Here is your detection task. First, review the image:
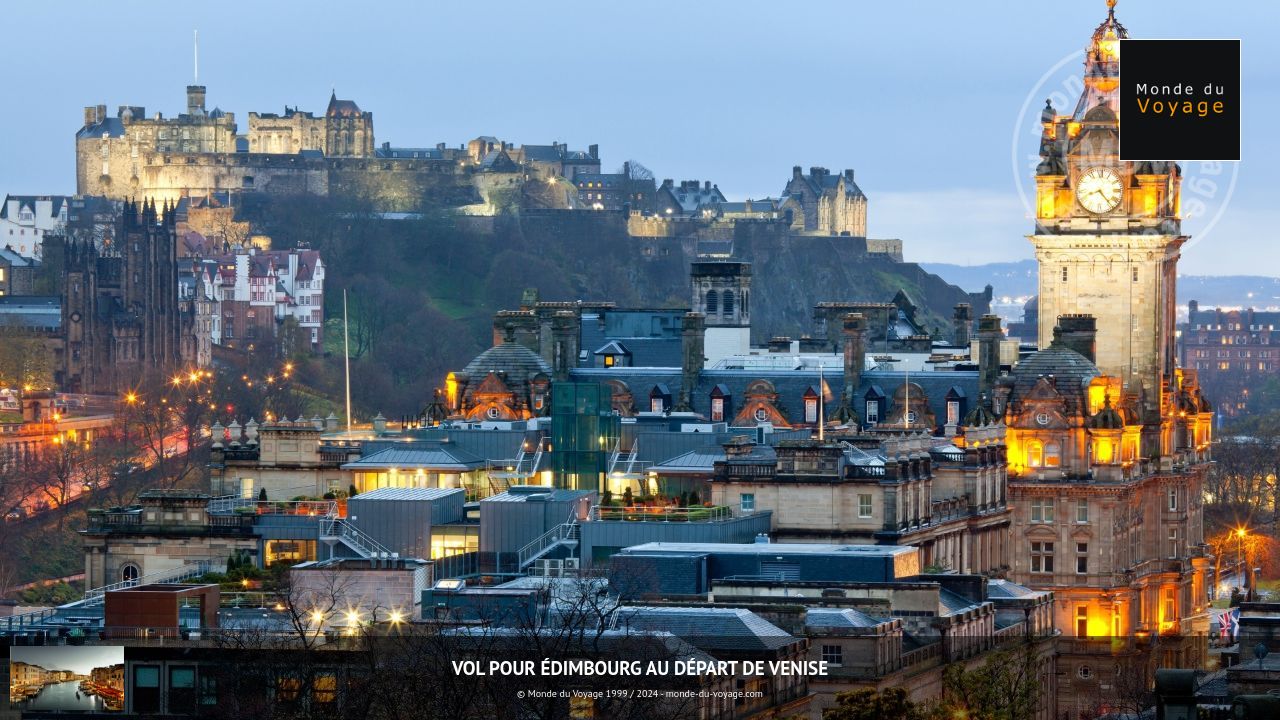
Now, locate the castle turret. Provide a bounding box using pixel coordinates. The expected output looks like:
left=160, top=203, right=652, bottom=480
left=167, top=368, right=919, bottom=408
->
left=186, top=85, right=206, bottom=117
left=691, top=260, right=751, bottom=366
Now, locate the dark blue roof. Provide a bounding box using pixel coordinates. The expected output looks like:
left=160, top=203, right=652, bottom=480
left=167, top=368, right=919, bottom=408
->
left=76, top=117, right=126, bottom=139
left=569, top=366, right=978, bottom=431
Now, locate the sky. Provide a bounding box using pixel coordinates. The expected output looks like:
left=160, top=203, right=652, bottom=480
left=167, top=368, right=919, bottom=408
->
left=0, top=0, right=1275, bottom=275
left=10, top=646, right=124, bottom=675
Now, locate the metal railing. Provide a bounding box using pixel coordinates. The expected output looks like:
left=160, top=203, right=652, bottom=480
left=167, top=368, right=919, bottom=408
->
left=590, top=504, right=735, bottom=523
left=517, top=508, right=580, bottom=569
left=319, top=515, right=393, bottom=559
left=77, top=560, right=222, bottom=606
left=3, top=560, right=224, bottom=632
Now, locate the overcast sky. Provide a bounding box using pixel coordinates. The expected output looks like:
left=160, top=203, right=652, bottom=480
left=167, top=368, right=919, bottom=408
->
left=0, top=0, right=1273, bottom=275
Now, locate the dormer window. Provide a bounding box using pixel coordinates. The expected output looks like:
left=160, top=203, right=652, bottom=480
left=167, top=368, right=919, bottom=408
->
left=865, top=399, right=880, bottom=425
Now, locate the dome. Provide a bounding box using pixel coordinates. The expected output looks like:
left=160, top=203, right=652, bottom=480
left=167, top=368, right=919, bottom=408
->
left=461, top=341, right=553, bottom=396
left=1007, top=342, right=1101, bottom=418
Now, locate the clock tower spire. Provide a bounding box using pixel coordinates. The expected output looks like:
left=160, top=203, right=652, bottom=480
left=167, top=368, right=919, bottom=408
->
left=1028, top=1, right=1184, bottom=447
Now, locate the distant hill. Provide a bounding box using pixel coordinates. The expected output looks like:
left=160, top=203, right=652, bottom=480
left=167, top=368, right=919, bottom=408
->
left=923, top=259, right=1280, bottom=309
left=242, top=196, right=985, bottom=416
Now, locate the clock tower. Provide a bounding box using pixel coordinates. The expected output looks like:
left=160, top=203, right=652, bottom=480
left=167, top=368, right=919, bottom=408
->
left=1030, top=0, right=1184, bottom=434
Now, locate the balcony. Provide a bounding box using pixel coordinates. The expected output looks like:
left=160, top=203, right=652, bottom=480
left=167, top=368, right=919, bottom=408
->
left=590, top=504, right=737, bottom=523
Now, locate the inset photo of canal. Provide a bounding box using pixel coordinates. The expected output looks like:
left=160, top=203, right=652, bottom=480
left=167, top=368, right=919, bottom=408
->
left=9, top=645, right=125, bottom=712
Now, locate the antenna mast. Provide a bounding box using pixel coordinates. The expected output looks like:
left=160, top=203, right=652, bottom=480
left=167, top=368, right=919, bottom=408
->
left=193, top=30, right=199, bottom=83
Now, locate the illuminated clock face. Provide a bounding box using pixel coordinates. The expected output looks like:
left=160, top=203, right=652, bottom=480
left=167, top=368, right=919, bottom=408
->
left=1076, top=167, right=1124, bottom=214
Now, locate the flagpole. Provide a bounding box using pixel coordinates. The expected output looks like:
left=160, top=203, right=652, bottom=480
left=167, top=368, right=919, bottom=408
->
left=343, top=289, right=352, bottom=434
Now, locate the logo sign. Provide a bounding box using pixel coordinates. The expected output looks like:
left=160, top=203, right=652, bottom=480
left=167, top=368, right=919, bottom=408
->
left=1119, top=39, right=1241, bottom=161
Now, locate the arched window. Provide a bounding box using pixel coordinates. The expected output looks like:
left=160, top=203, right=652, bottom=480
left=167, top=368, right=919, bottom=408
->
left=1045, top=443, right=1062, bottom=467
left=1027, top=441, right=1044, bottom=468
left=705, top=290, right=718, bottom=314
left=121, top=563, right=140, bottom=583
left=722, top=290, right=735, bottom=314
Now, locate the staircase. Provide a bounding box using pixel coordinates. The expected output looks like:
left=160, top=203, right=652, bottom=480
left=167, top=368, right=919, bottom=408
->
left=517, top=508, right=581, bottom=571
left=2, top=560, right=224, bottom=631
left=488, top=438, right=548, bottom=496
left=319, top=513, right=394, bottom=560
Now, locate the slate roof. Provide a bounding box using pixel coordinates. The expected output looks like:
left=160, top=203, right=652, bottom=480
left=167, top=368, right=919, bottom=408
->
left=1006, top=342, right=1099, bottom=417
left=342, top=444, right=485, bottom=471
left=985, top=579, right=1046, bottom=600
left=804, top=607, right=885, bottom=629
left=0, top=295, right=60, bottom=330
left=1, top=195, right=69, bottom=219
left=0, top=248, right=36, bottom=267
left=76, top=117, right=126, bottom=139
left=649, top=447, right=726, bottom=473
left=615, top=606, right=798, bottom=652
left=326, top=92, right=362, bottom=117
left=375, top=147, right=444, bottom=159
left=569, top=366, right=979, bottom=433
left=939, top=588, right=984, bottom=615
left=520, top=145, right=564, bottom=163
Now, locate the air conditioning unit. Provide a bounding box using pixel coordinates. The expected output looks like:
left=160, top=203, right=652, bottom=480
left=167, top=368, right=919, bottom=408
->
left=563, top=558, right=580, bottom=571
left=536, top=559, right=564, bottom=577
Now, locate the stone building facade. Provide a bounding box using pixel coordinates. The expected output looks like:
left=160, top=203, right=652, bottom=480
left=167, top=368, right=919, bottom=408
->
left=1179, top=301, right=1280, bottom=418
left=1007, top=6, right=1216, bottom=716
left=54, top=200, right=205, bottom=393
left=780, top=166, right=867, bottom=236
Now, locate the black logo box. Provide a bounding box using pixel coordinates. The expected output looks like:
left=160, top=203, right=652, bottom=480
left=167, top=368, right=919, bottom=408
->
left=1119, top=39, right=1240, bottom=162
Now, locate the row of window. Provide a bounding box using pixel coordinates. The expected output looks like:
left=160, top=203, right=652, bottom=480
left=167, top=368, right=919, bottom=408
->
left=1195, top=361, right=1275, bottom=371
left=1030, top=490, right=1180, bottom=525
left=1029, top=541, right=1091, bottom=574
left=1059, top=267, right=1141, bottom=282
left=1191, top=349, right=1274, bottom=358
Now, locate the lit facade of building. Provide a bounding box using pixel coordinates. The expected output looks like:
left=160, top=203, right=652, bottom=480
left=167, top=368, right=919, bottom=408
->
left=1007, top=5, right=1215, bottom=716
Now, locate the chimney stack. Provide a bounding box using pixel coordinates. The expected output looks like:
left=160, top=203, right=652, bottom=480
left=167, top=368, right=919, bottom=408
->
left=841, top=313, right=867, bottom=405
left=976, top=314, right=1003, bottom=407
left=676, top=312, right=705, bottom=412
left=1055, top=314, right=1097, bottom=363
left=952, top=303, right=973, bottom=346
left=551, top=310, right=580, bottom=382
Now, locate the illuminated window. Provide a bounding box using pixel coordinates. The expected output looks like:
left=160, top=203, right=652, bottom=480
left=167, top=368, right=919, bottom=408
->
left=1027, top=441, right=1044, bottom=468
left=710, top=397, right=724, bottom=422
left=946, top=400, right=960, bottom=425
left=865, top=400, right=879, bottom=424
left=1163, top=588, right=1177, bottom=624
left=603, top=355, right=615, bottom=368
left=1031, top=542, right=1054, bottom=573
left=1045, top=443, right=1061, bottom=467
left=1076, top=606, right=1089, bottom=637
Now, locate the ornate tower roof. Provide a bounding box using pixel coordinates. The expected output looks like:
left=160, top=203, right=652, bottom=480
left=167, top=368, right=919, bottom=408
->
left=1074, top=0, right=1126, bottom=119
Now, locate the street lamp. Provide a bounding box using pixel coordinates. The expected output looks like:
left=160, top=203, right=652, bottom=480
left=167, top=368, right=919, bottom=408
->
left=1237, top=527, right=1250, bottom=601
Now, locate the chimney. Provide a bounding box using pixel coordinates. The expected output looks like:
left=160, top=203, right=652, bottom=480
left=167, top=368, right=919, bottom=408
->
left=623, top=161, right=631, bottom=178
left=704, top=180, right=711, bottom=191
left=976, top=315, right=1003, bottom=406
left=1055, top=314, right=1097, bottom=363
left=96, top=105, right=107, bottom=124
left=793, top=166, right=803, bottom=179
left=767, top=337, right=792, bottom=353
left=588, top=143, right=598, bottom=160
left=841, top=313, right=867, bottom=402
left=809, top=166, right=824, bottom=180
left=551, top=310, right=579, bottom=382
left=83, top=106, right=98, bottom=127
left=1188, top=299, right=1198, bottom=315
left=952, top=303, right=973, bottom=346
left=676, top=312, right=705, bottom=411
left=844, top=169, right=854, bottom=182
